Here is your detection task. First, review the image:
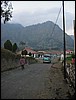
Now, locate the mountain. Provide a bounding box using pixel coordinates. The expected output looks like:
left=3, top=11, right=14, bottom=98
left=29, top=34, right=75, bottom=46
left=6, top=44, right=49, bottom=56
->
left=1, top=23, right=24, bottom=45
left=1, top=21, right=74, bottom=50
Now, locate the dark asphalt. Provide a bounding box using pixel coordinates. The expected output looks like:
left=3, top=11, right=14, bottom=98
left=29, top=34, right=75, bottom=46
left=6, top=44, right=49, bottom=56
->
left=1, top=63, right=52, bottom=99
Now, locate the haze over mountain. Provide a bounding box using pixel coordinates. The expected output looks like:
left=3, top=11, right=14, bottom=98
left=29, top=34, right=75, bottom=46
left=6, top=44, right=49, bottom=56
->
left=1, top=21, right=74, bottom=50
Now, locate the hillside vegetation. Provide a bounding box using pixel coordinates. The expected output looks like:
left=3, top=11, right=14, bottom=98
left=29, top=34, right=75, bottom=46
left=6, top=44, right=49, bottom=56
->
left=1, top=21, right=74, bottom=50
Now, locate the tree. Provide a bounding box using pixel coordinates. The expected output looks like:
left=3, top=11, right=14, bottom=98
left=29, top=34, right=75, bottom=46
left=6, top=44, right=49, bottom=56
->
left=19, top=41, right=26, bottom=45
left=71, top=53, right=75, bottom=58
left=1, top=1, right=13, bottom=24
left=4, top=40, right=12, bottom=51
left=29, top=52, right=32, bottom=56
left=21, top=50, right=27, bottom=55
left=12, top=43, right=18, bottom=53
left=19, top=41, right=26, bottom=50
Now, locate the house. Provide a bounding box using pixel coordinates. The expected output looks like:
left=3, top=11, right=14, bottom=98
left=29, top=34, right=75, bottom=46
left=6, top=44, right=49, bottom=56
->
left=37, top=51, right=52, bottom=58
left=66, top=50, right=73, bottom=54
left=23, top=47, right=38, bottom=58
left=17, top=47, right=38, bottom=58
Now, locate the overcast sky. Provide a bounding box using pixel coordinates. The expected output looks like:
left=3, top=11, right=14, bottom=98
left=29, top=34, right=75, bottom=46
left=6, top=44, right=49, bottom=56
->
left=8, top=1, right=75, bottom=35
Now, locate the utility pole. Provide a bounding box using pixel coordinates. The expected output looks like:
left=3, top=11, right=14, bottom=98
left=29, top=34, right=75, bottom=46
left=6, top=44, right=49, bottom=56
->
left=73, top=20, right=75, bottom=54
left=62, top=1, right=66, bottom=79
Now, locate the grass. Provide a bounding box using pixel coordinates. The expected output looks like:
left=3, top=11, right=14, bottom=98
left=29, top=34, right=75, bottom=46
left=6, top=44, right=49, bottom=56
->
left=66, top=54, right=73, bottom=64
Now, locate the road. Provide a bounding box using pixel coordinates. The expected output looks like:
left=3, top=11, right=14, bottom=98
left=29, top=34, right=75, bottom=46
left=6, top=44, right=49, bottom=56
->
left=1, top=61, right=52, bottom=99
left=1, top=58, right=75, bottom=99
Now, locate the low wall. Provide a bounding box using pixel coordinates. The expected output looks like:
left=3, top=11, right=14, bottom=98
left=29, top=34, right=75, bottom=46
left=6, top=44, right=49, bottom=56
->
left=1, top=58, right=20, bottom=72
left=66, top=63, right=75, bottom=88
left=1, top=57, right=38, bottom=72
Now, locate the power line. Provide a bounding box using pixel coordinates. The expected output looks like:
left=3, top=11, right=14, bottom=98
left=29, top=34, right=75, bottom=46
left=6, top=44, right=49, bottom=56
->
left=48, top=4, right=63, bottom=49
left=51, top=4, right=63, bottom=37
left=40, top=4, right=65, bottom=49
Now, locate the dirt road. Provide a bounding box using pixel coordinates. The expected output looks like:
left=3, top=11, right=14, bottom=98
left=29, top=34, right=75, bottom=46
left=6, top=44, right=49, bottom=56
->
left=1, top=58, right=75, bottom=99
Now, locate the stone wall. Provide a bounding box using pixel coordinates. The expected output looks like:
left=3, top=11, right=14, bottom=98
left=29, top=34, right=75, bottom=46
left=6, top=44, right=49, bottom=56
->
left=1, top=58, right=20, bottom=72
left=1, top=57, right=38, bottom=72
left=66, top=63, right=75, bottom=88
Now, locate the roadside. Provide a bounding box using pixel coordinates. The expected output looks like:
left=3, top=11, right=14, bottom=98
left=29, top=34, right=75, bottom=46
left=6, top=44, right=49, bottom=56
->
left=47, top=58, right=75, bottom=99
left=1, top=57, right=75, bottom=99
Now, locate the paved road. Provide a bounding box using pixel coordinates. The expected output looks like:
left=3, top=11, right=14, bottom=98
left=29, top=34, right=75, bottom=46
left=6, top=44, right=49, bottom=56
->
left=1, top=58, right=75, bottom=99
left=1, top=62, right=52, bottom=99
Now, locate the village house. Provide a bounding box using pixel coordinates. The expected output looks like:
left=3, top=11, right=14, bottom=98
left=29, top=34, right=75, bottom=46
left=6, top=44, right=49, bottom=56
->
left=17, top=47, right=38, bottom=58
left=66, top=50, right=73, bottom=54
left=23, top=47, right=38, bottom=58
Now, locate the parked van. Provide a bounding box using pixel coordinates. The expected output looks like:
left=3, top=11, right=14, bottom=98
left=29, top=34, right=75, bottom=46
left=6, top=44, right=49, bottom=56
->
left=43, top=54, right=51, bottom=63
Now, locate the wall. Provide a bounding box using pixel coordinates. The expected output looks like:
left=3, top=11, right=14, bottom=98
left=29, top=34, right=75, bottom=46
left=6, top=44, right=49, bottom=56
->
left=66, top=63, right=75, bottom=88
left=1, top=58, right=20, bottom=72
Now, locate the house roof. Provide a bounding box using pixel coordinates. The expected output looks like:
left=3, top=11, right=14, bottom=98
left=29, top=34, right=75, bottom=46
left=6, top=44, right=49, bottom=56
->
left=66, top=50, right=73, bottom=52
left=51, top=51, right=62, bottom=54
left=23, top=48, right=37, bottom=54
left=38, top=50, right=62, bottom=55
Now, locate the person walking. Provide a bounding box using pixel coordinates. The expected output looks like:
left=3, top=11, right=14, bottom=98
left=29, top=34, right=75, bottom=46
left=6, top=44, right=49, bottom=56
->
left=19, top=55, right=26, bottom=70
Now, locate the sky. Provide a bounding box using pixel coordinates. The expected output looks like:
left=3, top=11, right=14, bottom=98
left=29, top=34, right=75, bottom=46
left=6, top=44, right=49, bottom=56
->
left=8, top=1, right=75, bottom=35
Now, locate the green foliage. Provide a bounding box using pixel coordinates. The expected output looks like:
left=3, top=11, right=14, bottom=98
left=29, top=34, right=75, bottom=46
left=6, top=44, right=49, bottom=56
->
left=66, top=53, right=75, bottom=64
left=38, top=54, right=40, bottom=57
left=4, top=40, right=12, bottom=51
left=12, top=43, right=18, bottom=53
left=66, top=56, right=72, bottom=61
left=1, top=1, right=13, bottom=24
left=29, top=52, right=32, bottom=56
left=19, top=41, right=26, bottom=50
left=1, top=21, right=74, bottom=50
left=71, top=53, right=75, bottom=58
left=21, top=50, right=27, bottom=55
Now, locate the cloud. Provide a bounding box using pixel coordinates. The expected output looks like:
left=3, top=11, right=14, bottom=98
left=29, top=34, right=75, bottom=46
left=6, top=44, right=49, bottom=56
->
left=65, top=12, right=75, bottom=35
left=9, top=7, right=74, bottom=35
left=10, top=7, right=61, bottom=25
left=65, top=12, right=74, bottom=29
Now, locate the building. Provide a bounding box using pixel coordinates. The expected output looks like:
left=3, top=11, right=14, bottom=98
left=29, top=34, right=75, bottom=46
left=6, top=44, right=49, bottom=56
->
left=66, top=50, right=73, bottom=54
left=23, top=47, right=38, bottom=58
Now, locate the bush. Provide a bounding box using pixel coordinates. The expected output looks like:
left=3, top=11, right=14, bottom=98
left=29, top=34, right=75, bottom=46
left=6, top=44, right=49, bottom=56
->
left=4, top=40, right=12, bottom=51
left=12, top=43, right=18, bottom=53
left=29, top=52, right=32, bottom=56
left=21, top=50, right=27, bottom=55
left=71, top=53, right=75, bottom=58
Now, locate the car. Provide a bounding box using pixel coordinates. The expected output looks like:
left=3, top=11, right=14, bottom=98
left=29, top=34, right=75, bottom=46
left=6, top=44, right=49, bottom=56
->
left=43, top=54, right=51, bottom=63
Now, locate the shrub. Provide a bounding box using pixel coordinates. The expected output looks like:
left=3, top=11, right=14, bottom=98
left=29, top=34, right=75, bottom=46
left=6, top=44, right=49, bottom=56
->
left=12, top=43, right=18, bottom=53
left=21, top=50, right=27, bottom=55
left=4, top=40, right=12, bottom=51
left=71, top=53, right=75, bottom=58
left=29, top=52, right=32, bottom=56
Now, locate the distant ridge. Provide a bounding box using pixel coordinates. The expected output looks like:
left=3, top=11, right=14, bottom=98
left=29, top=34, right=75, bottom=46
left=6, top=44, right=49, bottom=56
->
left=1, top=21, right=74, bottom=50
